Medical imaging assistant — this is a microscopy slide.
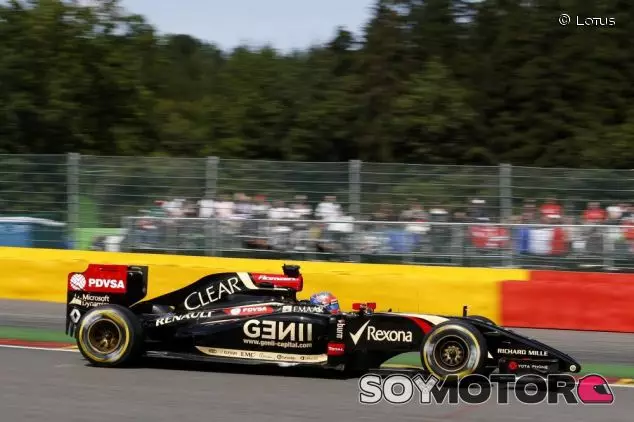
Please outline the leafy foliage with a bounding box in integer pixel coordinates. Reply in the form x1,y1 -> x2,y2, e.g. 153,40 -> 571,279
0,0 -> 632,168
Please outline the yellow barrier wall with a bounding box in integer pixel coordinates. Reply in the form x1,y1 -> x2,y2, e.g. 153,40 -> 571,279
0,247 -> 529,323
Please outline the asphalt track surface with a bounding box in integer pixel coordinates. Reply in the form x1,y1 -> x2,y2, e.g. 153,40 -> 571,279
1,299 -> 634,422
1,346 -> 633,422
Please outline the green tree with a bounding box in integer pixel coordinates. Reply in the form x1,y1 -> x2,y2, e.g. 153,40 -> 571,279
391,58 -> 479,163
0,0 -> 633,169
354,0 -> 412,162
286,29 -> 363,161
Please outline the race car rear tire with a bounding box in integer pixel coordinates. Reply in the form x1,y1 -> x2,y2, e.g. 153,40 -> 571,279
420,321 -> 488,380
76,304 -> 144,367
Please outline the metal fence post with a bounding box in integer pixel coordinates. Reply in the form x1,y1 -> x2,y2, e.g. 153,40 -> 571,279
603,226 -> 614,270
205,156 -> 219,200
499,163 -> 512,220
499,163 -> 513,267
349,160 -> 361,218
67,153 -> 80,249
205,156 -> 219,256
349,160 -> 361,263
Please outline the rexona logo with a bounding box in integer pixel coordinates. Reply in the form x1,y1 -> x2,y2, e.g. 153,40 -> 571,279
243,320 -> 313,342
349,321 -> 413,345
155,311 -> 214,326
184,278 -> 242,310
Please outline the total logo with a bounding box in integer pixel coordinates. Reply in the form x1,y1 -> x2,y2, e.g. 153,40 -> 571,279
327,342 -> 345,356
349,321 -> 413,345
68,273 -> 126,293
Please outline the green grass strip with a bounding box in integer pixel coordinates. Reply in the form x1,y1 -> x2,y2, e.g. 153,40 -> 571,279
0,326 -> 73,343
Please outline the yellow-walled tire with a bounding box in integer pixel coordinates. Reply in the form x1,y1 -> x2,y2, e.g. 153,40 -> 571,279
420,320 -> 487,381
76,305 -> 144,367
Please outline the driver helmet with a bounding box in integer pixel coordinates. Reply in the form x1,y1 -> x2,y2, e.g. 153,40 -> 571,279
309,291 -> 340,314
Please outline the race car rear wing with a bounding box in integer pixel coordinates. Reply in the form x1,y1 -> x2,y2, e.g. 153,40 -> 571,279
65,264 -> 148,337
249,264 -> 303,292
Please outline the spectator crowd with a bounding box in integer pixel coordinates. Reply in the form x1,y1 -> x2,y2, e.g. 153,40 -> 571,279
105,193 -> 634,269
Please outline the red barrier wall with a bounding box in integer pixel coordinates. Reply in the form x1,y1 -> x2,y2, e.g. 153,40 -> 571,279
501,270 -> 634,333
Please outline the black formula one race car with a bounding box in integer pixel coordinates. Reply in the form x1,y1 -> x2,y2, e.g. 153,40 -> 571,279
65,263 -> 581,380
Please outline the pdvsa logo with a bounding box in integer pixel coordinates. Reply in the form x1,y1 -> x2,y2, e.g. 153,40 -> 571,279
88,278 -> 126,292
69,273 -> 126,293
69,274 -> 87,291
226,305 -> 273,316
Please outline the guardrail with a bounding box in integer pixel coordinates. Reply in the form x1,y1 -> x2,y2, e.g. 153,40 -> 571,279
112,217 -> 634,271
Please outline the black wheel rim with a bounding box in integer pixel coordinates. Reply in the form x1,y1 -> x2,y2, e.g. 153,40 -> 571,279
434,335 -> 469,371
87,319 -> 122,355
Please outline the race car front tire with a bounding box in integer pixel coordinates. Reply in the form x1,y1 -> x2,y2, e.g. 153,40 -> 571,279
76,304 -> 144,367
420,320 -> 488,380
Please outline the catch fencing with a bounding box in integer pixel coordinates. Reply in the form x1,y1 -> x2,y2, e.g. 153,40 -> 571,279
119,217 -> 634,271
0,154 -> 632,270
